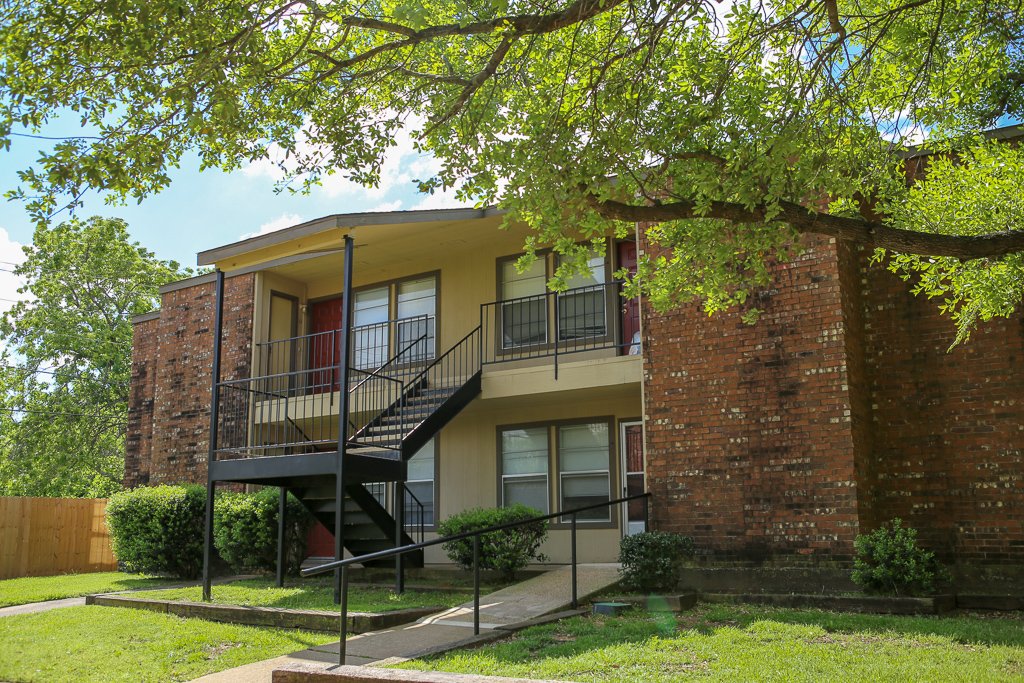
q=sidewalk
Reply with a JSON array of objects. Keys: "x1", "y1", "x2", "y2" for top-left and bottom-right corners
[
  {"x1": 0, "y1": 597, "x2": 86, "y2": 617},
  {"x1": 191, "y1": 564, "x2": 620, "y2": 682}
]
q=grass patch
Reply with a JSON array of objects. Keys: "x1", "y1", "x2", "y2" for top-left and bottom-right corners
[
  {"x1": 139, "y1": 577, "x2": 471, "y2": 613},
  {"x1": 0, "y1": 572, "x2": 167, "y2": 607},
  {"x1": 0, "y1": 604, "x2": 334, "y2": 682},
  {"x1": 394, "y1": 603, "x2": 1024, "y2": 682}
]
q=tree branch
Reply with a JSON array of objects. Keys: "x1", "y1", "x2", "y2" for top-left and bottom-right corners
[{"x1": 587, "y1": 194, "x2": 1024, "y2": 259}]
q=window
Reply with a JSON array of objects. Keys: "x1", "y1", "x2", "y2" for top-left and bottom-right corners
[
  {"x1": 500, "y1": 427, "x2": 549, "y2": 513},
  {"x1": 557, "y1": 251, "x2": 607, "y2": 341},
  {"x1": 397, "y1": 277, "x2": 436, "y2": 363},
  {"x1": 558, "y1": 423, "x2": 611, "y2": 521},
  {"x1": 499, "y1": 419, "x2": 613, "y2": 524},
  {"x1": 500, "y1": 258, "x2": 547, "y2": 349},
  {"x1": 406, "y1": 438, "x2": 436, "y2": 527},
  {"x1": 353, "y1": 286, "x2": 389, "y2": 369},
  {"x1": 347, "y1": 274, "x2": 437, "y2": 369}
]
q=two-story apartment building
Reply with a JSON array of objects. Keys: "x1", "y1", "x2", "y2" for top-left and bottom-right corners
[{"x1": 128, "y1": 206, "x2": 1024, "y2": 591}]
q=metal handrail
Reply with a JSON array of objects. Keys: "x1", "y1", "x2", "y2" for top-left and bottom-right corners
[
  {"x1": 349, "y1": 329, "x2": 430, "y2": 393},
  {"x1": 401, "y1": 325, "x2": 481, "y2": 395},
  {"x1": 303, "y1": 491, "x2": 651, "y2": 665}
]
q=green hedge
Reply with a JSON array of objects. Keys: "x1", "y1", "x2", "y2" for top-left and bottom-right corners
[
  {"x1": 107, "y1": 484, "x2": 313, "y2": 579},
  {"x1": 213, "y1": 487, "x2": 312, "y2": 575},
  {"x1": 106, "y1": 484, "x2": 206, "y2": 579},
  {"x1": 438, "y1": 504, "x2": 548, "y2": 580}
]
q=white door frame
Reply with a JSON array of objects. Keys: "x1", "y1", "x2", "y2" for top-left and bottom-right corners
[{"x1": 619, "y1": 420, "x2": 645, "y2": 537}]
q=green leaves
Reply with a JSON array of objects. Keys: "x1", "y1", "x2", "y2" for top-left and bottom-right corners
[
  {"x1": 0, "y1": 216, "x2": 190, "y2": 497},
  {"x1": 1, "y1": 0, "x2": 1022, "y2": 336},
  {"x1": 879, "y1": 141, "x2": 1024, "y2": 345}
]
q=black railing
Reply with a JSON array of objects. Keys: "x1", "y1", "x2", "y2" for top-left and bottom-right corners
[
  {"x1": 255, "y1": 314, "x2": 435, "y2": 393},
  {"x1": 348, "y1": 326, "x2": 481, "y2": 453},
  {"x1": 302, "y1": 492, "x2": 651, "y2": 665},
  {"x1": 480, "y1": 282, "x2": 641, "y2": 377},
  {"x1": 363, "y1": 482, "x2": 425, "y2": 547},
  {"x1": 214, "y1": 321, "x2": 480, "y2": 460}
]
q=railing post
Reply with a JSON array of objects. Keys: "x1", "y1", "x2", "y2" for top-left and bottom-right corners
[
  {"x1": 571, "y1": 512, "x2": 578, "y2": 609},
  {"x1": 473, "y1": 534, "x2": 481, "y2": 635},
  {"x1": 339, "y1": 565, "x2": 349, "y2": 666},
  {"x1": 553, "y1": 292, "x2": 559, "y2": 381}
]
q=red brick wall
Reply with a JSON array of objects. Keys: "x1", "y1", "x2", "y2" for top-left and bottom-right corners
[
  {"x1": 641, "y1": 234, "x2": 863, "y2": 562},
  {"x1": 125, "y1": 316, "x2": 158, "y2": 487},
  {"x1": 862, "y1": 258, "x2": 1024, "y2": 565},
  {"x1": 134, "y1": 273, "x2": 255, "y2": 485}
]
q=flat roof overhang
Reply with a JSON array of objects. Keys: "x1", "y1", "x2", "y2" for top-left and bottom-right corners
[{"x1": 196, "y1": 207, "x2": 505, "y2": 271}]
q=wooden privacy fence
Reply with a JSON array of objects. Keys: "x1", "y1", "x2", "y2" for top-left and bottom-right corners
[{"x1": 0, "y1": 497, "x2": 117, "y2": 579}]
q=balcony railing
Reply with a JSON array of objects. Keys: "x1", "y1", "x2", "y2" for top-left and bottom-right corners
[
  {"x1": 479, "y1": 281, "x2": 641, "y2": 370},
  {"x1": 214, "y1": 315, "x2": 434, "y2": 459}
]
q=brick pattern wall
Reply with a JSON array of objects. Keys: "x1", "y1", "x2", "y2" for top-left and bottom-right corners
[
  {"x1": 129, "y1": 273, "x2": 255, "y2": 486},
  {"x1": 641, "y1": 234, "x2": 862, "y2": 562},
  {"x1": 125, "y1": 317, "x2": 158, "y2": 487},
  {"x1": 862, "y1": 258, "x2": 1024, "y2": 565}
]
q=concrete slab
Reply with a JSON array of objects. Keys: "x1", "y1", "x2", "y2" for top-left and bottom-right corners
[
  {"x1": 188, "y1": 564, "x2": 621, "y2": 683},
  {"x1": 0, "y1": 597, "x2": 85, "y2": 617},
  {"x1": 424, "y1": 563, "x2": 619, "y2": 628},
  {"x1": 191, "y1": 650, "x2": 337, "y2": 683}
]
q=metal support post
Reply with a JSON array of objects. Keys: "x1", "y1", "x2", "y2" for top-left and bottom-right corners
[
  {"x1": 202, "y1": 269, "x2": 225, "y2": 602},
  {"x1": 334, "y1": 235, "x2": 355, "y2": 604},
  {"x1": 276, "y1": 487, "x2": 287, "y2": 588},
  {"x1": 394, "y1": 481, "x2": 405, "y2": 595}
]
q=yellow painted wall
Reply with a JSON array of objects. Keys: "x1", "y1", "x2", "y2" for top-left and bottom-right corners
[{"x1": 422, "y1": 383, "x2": 642, "y2": 565}]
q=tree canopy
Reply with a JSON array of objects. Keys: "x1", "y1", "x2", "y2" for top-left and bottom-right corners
[
  {"x1": 1, "y1": 0, "x2": 1022, "y2": 338},
  {"x1": 0, "y1": 216, "x2": 188, "y2": 497}
]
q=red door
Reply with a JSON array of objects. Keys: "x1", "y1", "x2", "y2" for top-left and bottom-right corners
[
  {"x1": 309, "y1": 298, "x2": 342, "y2": 392},
  {"x1": 617, "y1": 241, "x2": 640, "y2": 355},
  {"x1": 306, "y1": 522, "x2": 334, "y2": 558}
]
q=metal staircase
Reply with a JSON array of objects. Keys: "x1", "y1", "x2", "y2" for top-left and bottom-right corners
[{"x1": 210, "y1": 322, "x2": 482, "y2": 568}]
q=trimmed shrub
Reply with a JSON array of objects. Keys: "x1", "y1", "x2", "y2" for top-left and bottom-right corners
[
  {"x1": 618, "y1": 531, "x2": 694, "y2": 593},
  {"x1": 851, "y1": 518, "x2": 949, "y2": 596},
  {"x1": 213, "y1": 487, "x2": 312, "y2": 575},
  {"x1": 438, "y1": 505, "x2": 548, "y2": 580},
  {"x1": 106, "y1": 484, "x2": 206, "y2": 579}
]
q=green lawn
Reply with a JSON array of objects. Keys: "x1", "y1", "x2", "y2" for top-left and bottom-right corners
[
  {"x1": 394, "y1": 603, "x2": 1024, "y2": 682},
  {"x1": 0, "y1": 604, "x2": 334, "y2": 683},
  {"x1": 0, "y1": 572, "x2": 167, "y2": 607},
  {"x1": 139, "y1": 577, "x2": 471, "y2": 613}
]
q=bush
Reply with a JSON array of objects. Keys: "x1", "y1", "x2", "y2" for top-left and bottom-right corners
[
  {"x1": 106, "y1": 484, "x2": 206, "y2": 579},
  {"x1": 438, "y1": 505, "x2": 548, "y2": 580},
  {"x1": 213, "y1": 487, "x2": 312, "y2": 575},
  {"x1": 618, "y1": 531, "x2": 694, "y2": 593},
  {"x1": 851, "y1": 518, "x2": 949, "y2": 596}
]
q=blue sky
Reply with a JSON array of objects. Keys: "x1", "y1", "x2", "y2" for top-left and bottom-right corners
[{"x1": 0, "y1": 122, "x2": 467, "y2": 312}]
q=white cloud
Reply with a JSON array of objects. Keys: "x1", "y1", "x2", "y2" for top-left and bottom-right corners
[
  {"x1": 410, "y1": 190, "x2": 472, "y2": 211},
  {"x1": 0, "y1": 227, "x2": 27, "y2": 316},
  {"x1": 241, "y1": 116, "x2": 438, "y2": 202},
  {"x1": 240, "y1": 213, "x2": 304, "y2": 240},
  {"x1": 369, "y1": 200, "x2": 403, "y2": 212}
]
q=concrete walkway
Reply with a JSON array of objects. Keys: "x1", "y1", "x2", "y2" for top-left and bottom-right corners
[
  {"x1": 191, "y1": 564, "x2": 620, "y2": 682},
  {"x1": 0, "y1": 597, "x2": 86, "y2": 617}
]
